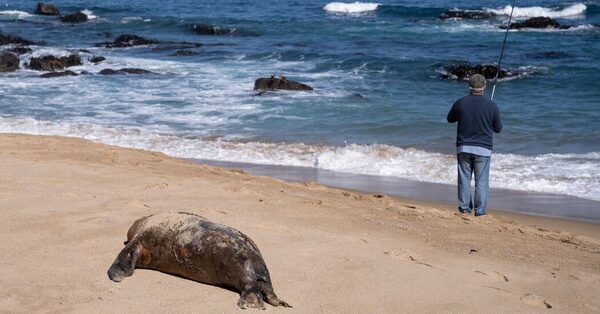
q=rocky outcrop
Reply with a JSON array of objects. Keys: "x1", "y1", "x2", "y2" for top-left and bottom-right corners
[
  {"x1": 28, "y1": 54, "x2": 82, "y2": 71},
  {"x1": 441, "y1": 64, "x2": 507, "y2": 80},
  {"x1": 503, "y1": 17, "x2": 567, "y2": 30},
  {"x1": 170, "y1": 50, "x2": 198, "y2": 56},
  {"x1": 98, "y1": 68, "x2": 154, "y2": 75},
  {"x1": 191, "y1": 24, "x2": 236, "y2": 35},
  {"x1": 254, "y1": 76, "x2": 313, "y2": 91},
  {"x1": 440, "y1": 10, "x2": 495, "y2": 19},
  {"x1": 0, "y1": 34, "x2": 37, "y2": 46},
  {"x1": 0, "y1": 53, "x2": 20, "y2": 72},
  {"x1": 88, "y1": 56, "x2": 105, "y2": 63},
  {"x1": 95, "y1": 34, "x2": 160, "y2": 48},
  {"x1": 6, "y1": 46, "x2": 33, "y2": 55},
  {"x1": 60, "y1": 12, "x2": 88, "y2": 23},
  {"x1": 40, "y1": 70, "x2": 77, "y2": 78},
  {"x1": 35, "y1": 3, "x2": 60, "y2": 16}
]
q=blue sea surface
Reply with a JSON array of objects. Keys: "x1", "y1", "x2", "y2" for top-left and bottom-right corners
[{"x1": 0, "y1": 0, "x2": 599, "y2": 204}]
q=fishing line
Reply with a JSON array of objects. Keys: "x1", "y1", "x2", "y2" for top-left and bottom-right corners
[{"x1": 490, "y1": 0, "x2": 517, "y2": 100}]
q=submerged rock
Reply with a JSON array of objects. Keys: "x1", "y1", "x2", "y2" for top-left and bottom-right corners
[
  {"x1": 40, "y1": 70, "x2": 77, "y2": 78},
  {"x1": 440, "y1": 10, "x2": 495, "y2": 19},
  {"x1": 60, "y1": 12, "x2": 88, "y2": 23},
  {"x1": 191, "y1": 24, "x2": 236, "y2": 35},
  {"x1": 6, "y1": 46, "x2": 33, "y2": 55},
  {"x1": 28, "y1": 54, "x2": 82, "y2": 71},
  {"x1": 98, "y1": 68, "x2": 154, "y2": 75},
  {"x1": 0, "y1": 34, "x2": 37, "y2": 46},
  {"x1": 503, "y1": 17, "x2": 567, "y2": 30},
  {"x1": 0, "y1": 53, "x2": 20, "y2": 72},
  {"x1": 441, "y1": 64, "x2": 508, "y2": 80},
  {"x1": 254, "y1": 76, "x2": 313, "y2": 91},
  {"x1": 96, "y1": 34, "x2": 160, "y2": 48},
  {"x1": 88, "y1": 56, "x2": 106, "y2": 63},
  {"x1": 170, "y1": 50, "x2": 198, "y2": 56},
  {"x1": 35, "y1": 3, "x2": 60, "y2": 16}
]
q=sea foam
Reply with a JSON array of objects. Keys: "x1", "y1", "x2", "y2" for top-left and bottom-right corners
[
  {"x1": 1, "y1": 116, "x2": 598, "y2": 202},
  {"x1": 0, "y1": 10, "x2": 33, "y2": 19},
  {"x1": 486, "y1": 3, "x2": 586, "y2": 19},
  {"x1": 324, "y1": 2, "x2": 380, "y2": 14}
]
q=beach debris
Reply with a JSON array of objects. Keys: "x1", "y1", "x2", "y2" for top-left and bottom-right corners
[
  {"x1": 254, "y1": 75, "x2": 313, "y2": 91},
  {"x1": 60, "y1": 11, "x2": 88, "y2": 23},
  {"x1": 0, "y1": 52, "x2": 20, "y2": 72},
  {"x1": 98, "y1": 68, "x2": 155, "y2": 75},
  {"x1": 469, "y1": 249, "x2": 478, "y2": 254},
  {"x1": 373, "y1": 194, "x2": 384, "y2": 198},
  {"x1": 40, "y1": 70, "x2": 78, "y2": 78},
  {"x1": 35, "y1": 2, "x2": 60, "y2": 16},
  {"x1": 27, "y1": 54, "x2": 82, "y2": 71}
]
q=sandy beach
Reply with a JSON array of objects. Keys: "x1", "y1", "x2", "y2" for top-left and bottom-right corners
[{"x1": 0, "y1": 133, "x2": 599, "y2": 313}]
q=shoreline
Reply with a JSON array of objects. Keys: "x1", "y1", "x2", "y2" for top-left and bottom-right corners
[
  {"x1": 1, "y1": 133, "x2": 599, "y2": 312},
  {"x1": 194, "y1": 158, "x2": 600, "y2": 225}
]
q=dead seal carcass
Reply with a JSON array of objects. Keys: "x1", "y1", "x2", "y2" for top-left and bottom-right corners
[{"x1": 107, "y1": 212, "x2": 291, "y2": 309}]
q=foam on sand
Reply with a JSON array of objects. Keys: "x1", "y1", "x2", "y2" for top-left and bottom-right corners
[
  {"x1": 486, "y1": 3, "x2": 586, "y2": 19},
  {"x1": 324, "y1": 2, "x2": 380, "y2": 14}
]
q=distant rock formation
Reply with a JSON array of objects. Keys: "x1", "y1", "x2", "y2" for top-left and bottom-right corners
[
  {"x1": 502, "y1": 17, "x2": 567, "y2": 30},
  {"x1": 60, "y1": 12, "x2": 88, "y2": 23},
  {"x1": 35, "y1": 3, "x2": 60, "y2": 16},
  {"x1": 96, "y1": 34, "x2": 160, "y2": 48},
  {"x1": 440, "y1": 10, "x2": 495, "y2": 19},
  {"x1": 0, "y1": 53, "x2": 20, "y2": 72},
  {"x1": 0, "y1": 34, "x2": 37, "y2": 46},
  {"x1": 28, "y1": 54, "x2": 82, "y2": 71},
  {"x1": 98, "y1": 68, "x2": 154, "y2": 75},
  {"x1": 254, "y1": 76, "x2": 313, "y2": 91},
  {"x1": 441, "y1": 64, "x2": 508, "y2": 80},
  {"x1": 40, "y1": 70, "x2": 78, "y2": 78}
]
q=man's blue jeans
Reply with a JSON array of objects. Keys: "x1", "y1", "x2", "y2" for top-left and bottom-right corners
[{"x1": 457, "y1": 153, "x2": 491, "y2": 216}]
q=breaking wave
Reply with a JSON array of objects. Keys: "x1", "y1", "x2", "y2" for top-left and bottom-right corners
[
  {"x1": 323, "y1": 2, "x2": 380, "y2": 14},
  {"x1": 486, "y1": 3, "x2": 587, "y2": 19},
  {"x1": 1, "y1": 116, "x2": 598, "y2": 201}
]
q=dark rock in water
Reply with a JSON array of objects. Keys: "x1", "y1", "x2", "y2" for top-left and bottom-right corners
[
  {"x1": 78, "y1": 49, "x2": 91, "y2": 53},
  {"x1": 60, "y1": 12, "x2": 88, "y2": 23},
  {"x1": 35, "y1": 3, "x2": 60, "y2": 16},
  {"x1": 503, "y1": 17, "x2": 568, "y2": 30},
  {"x1": 170, "y1": 50, "x2": 198, "y2": 56},
  {"x1": 440, "y1": 10, "x2": 495, "y2": 19},
  {"x1": 28, "y1": 54, "x2": 82, "y2": 71},
  {"x1": 191, "y1": 24, "x2": 236, "y2": 35},
  {"x1": 0, "y1": 52, "x2": 20, "y2": 72},
  {"x1": 528, "y1": 51, "x2": 569, "y2": 59},
  {"x1": 6, "y1": 46, "x2": 33, "y2": 55},
  {"x1": 0, "y1": 34, "x2": 37, "y2": 46},
  {"x1": 40, "y1": 70, "x2": 77, "y2": 78},
  {"x1": 95, "y1": 34, "x2": 161, "y2": 48},
  {"x1": 89, "y1": 56, "x2": 106, "y2": 63},
  {"x1": 442, "y1": 64, "x2": 507, "y2": 80},
  {"x1": 254, "y1": 76, "x2": 313, "y2": 91},
  {"x1": 99, "y1": 68, "x2": 154, "y2": 75}
]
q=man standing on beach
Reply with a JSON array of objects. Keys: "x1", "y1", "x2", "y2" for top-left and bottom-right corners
[{"x1": 447, "y1": 74, "x2": 503, "y2": 216}]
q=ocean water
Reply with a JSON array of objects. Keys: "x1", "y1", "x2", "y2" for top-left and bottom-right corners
[{"x1": 0, "y1": 0, "x2": 599, "y2": 204}]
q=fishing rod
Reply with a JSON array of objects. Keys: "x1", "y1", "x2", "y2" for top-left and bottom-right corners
[{"x1": 490, "y1": 0, "x2": 517, "y2": 101}]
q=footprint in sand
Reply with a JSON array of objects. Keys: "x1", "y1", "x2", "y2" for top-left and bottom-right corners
[
  {"x1": 520, "y1": 293, "x2": 552, "y2": 309},
  {"x1": 384, "y1": 249, "x2": 433, "y2": 268},
  {"x1": 476, "y1": 270, "x2": 509, "y2": 282}
]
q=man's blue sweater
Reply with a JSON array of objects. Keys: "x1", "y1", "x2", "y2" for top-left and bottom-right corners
[{"x1": 447, "y1": 94, "x2": 503, "y2": 150}]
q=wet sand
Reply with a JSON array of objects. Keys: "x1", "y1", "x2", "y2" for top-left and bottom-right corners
[{"x1": 1, "y1": 134, "x2": 599, "y2": 313}]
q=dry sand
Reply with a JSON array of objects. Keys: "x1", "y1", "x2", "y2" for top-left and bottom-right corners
[{"x1": 0, "y1": 133, "x2": 598, "y2": 313}]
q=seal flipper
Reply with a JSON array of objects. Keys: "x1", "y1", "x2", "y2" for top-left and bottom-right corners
[
  {"x1": 237, "y1": 287, "x2": 265, "y2": 310},
  {"x1": 258, "y1": 280, "x2": 292, "y2": 308}
]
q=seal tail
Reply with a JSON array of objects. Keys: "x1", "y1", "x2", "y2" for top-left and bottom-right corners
[{"x1": 258, "y1": 280, "x2": 292, "y2": 308}]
